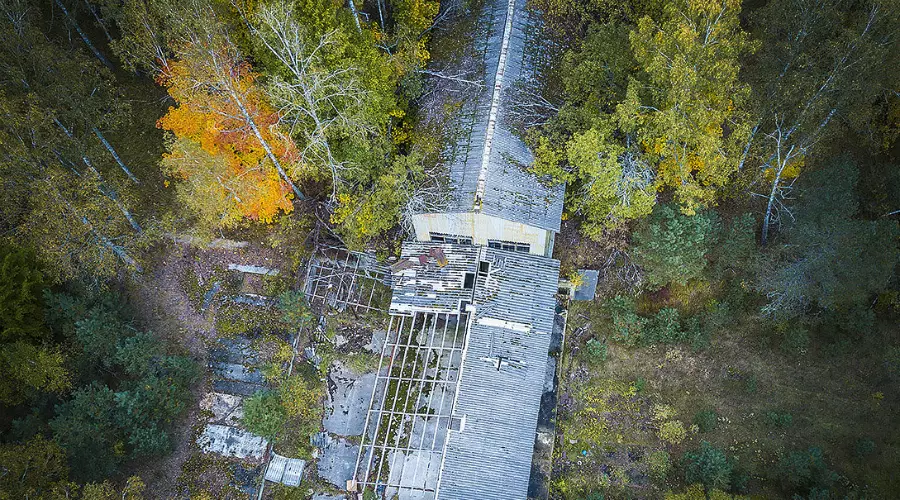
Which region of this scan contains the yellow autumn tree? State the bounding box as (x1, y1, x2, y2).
(617, 0, 756, 214)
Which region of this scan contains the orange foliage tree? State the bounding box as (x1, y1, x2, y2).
(157, 36, 303, 225)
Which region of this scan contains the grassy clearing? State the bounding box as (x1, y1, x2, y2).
(554, 298, 900, 498)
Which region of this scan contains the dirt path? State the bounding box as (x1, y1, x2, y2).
(124, 239, 288, 497)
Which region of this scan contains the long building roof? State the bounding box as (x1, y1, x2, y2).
(389, 242, 559, 500)
(443, 0, 564, 232)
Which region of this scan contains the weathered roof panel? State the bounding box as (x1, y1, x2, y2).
(437, 246, 558, 500)
(443, 0, 564, 232)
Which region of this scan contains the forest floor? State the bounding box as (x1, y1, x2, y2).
(123, 238, 292, 497)
(552, 299, 900, 499)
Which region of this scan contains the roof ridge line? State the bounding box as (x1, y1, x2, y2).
(473, 0, 517, 212)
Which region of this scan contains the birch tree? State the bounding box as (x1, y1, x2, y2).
(156, 10, 307, 226)
(0, 3, 144, 280)
(248, 0, 392, 201)
(618, 0, 755, 215)
(744, 0, 897, 245)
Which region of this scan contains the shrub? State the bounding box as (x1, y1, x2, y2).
(854, 438, 875, 458)
(647, 450, 671, 483)
(279, 375, 323, 420)
(659, 420, 687, 444)
(764, 411, 793, 428)
(242, 390, 286, 440)
(778, 322, 809, 354)
(886, 346, 900, 379)
(586, 338, 608, 362)
(693, 409, 718, 433)
(607, 295, 647, 346)
(713, 213, 757, 274)
(775, 447, 838, 496)
(743, 374, 758, 394)
(645, 308, 683, 344)
(682, 442, 732, 491)
(277, 290, 314, 329)
(633, 204, 720, 288)
(633, 377, 646, 393)
(653, 404, 678, 422)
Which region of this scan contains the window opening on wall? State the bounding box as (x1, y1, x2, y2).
(487, 239, 530, 253)
(478, 261, 490, 276)
(430, 232, 473, 245)
(463, 272, 475, 289)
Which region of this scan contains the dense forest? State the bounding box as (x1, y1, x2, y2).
(0, 0, 897, 498)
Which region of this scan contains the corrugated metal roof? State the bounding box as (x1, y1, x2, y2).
(387, 242, 559, 500)
(441, 0, 564, 232)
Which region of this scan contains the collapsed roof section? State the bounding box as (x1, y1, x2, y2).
(439, 0, 564, 233)
(388, 242, 560, 499)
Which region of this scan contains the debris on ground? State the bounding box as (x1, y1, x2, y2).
(265, 453, 306, 487)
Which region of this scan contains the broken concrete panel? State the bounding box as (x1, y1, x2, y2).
(323, 363, 378, 437)
(265, 453, 305, 487)
(199, 392, 243, 424)
(201, 281, 221, 311)
(316, 434, 359, 488)
(364, 329, 386, 353)
(543, 355, 556, 394)
(311, 495, 347, 500)
(304, 346, 322, 369)
(228, 263, 280, 275)
(197, 424, 268, 462)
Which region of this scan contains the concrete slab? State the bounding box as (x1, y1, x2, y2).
(315, 433, 360, 488)
(212, 362, 264, 384)
(197, 424, 268, 462)
(323, 363, 378, 437)
(312, 495, 347, 500)
(386, 449, 443, 499)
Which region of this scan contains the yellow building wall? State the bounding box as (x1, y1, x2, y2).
(411, 212, 552, 256)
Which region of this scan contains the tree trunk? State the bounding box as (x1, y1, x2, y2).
(48, 181, 142, 272)
(92, 128, 139, 184)
(760, 163, 784, 247)
(347, 0, 362, 34)
(376, 0, 385, 32)
(53, 117, 73, 138)
(53, 0, 113, 70)
(83, 0, 113, 43)
(80, 156, 143, 233)
(85, 216, 141, 271)
(228, 88, 307, 201)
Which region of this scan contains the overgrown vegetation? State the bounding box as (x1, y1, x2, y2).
(543, 0, 899, 497)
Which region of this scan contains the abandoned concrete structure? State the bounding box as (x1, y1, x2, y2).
(352, 0, 563, 498)
(409, 0, 563, 258)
